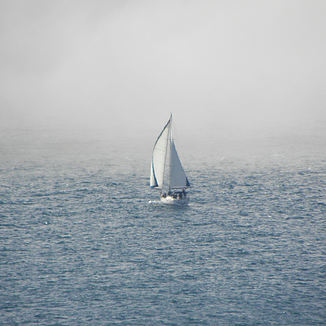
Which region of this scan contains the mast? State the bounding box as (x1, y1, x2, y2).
(162, 114, 172, 193)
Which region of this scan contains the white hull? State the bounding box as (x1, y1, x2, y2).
(160, 195, 189, 205)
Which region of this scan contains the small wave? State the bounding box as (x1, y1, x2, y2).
(148, 200, 162, 205)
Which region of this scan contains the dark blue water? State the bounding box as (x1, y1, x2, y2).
(1, 135, 326, 325)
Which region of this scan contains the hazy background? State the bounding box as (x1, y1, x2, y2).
(1, 0, 325, 158)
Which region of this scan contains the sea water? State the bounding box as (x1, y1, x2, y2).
(1, 132, 325, 325)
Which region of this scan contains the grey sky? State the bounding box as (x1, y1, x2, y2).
(1, 0, 325, 148)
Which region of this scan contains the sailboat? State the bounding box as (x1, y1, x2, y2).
(150, 114, 190, 204)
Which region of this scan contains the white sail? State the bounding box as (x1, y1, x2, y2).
(167, 140, 190, 189)
(150, 117, 171, 189)
(150, 115, 190, 191)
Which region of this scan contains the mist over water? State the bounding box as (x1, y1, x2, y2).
(1, 0, 326, 142)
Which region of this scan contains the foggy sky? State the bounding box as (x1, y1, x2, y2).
(1, 0, 326, 148)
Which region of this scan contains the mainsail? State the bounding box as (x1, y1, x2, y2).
(150, 115, 190, 191)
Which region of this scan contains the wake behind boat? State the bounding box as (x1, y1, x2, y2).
(150, 114, 190, 205)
